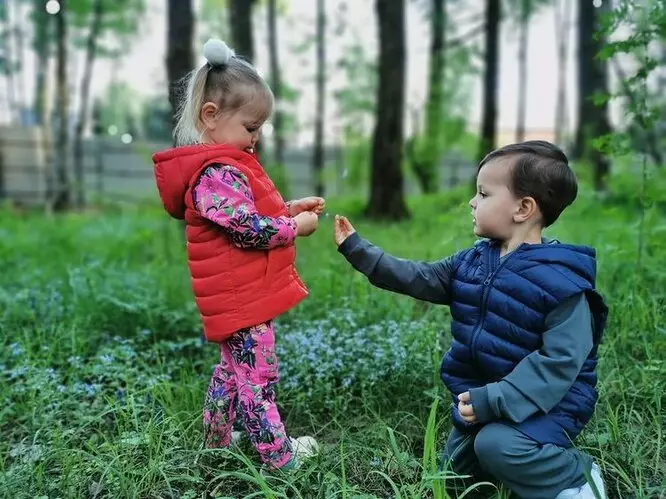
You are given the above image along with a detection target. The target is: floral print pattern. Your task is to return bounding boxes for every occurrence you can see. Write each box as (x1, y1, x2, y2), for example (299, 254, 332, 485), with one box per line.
(203, 321, 293, 469)
(192, 165, 297, 250)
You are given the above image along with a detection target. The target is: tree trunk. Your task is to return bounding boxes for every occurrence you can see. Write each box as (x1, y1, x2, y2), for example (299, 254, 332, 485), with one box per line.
(229, 0, 260, 155)
(417, 0, 446, 194)
(229, 0, 255, 62)
(73, 0, 104, 208)
(365, 0, 409, 220)
(515, 0, 529, 143)
(554, 0, 570, 146)
(312, 0, 326, 197)
(477, 0, 500, 163)
(267, 0, 285, 169)
(33, 0, 50, 126)
(14, 1, 28, 123)
(4, 0, 17, 122)
(52, 0, 70, 211)
(575, 0, 611, 191)
(166, 0, 194, 140)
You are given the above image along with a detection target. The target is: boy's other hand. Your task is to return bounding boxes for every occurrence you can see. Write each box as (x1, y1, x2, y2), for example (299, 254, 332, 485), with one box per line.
(458, 391, 477, 424)
(334, 215, 356, 246)
(289, 197, 325, 216)
(295, 211, 319, 237)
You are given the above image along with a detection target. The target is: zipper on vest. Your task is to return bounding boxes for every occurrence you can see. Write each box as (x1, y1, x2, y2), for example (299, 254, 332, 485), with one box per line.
(469, 247, 519, 362)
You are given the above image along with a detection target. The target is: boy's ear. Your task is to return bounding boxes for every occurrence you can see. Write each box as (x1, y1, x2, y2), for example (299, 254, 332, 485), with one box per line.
(514, 196, 540, 224)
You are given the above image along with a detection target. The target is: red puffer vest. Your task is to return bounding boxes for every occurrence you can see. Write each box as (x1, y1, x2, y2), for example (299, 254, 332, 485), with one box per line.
(152, 144, 308, 342)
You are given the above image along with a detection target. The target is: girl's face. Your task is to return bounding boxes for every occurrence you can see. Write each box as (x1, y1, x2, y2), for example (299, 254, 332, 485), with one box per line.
(201, 104, 266, 153)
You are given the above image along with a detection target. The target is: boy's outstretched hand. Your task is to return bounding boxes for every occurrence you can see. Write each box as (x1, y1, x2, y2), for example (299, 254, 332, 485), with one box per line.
(457, 392, 477, 424)
(289, 197, 325, 216)
(334, 215, 356, 246)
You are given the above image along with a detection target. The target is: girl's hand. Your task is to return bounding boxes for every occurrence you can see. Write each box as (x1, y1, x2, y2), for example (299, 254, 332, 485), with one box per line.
(334, 215, 356, 246)
(457, 392, 477, 424)
(289, 197, 325, 216)
(294, 211, 319, 237)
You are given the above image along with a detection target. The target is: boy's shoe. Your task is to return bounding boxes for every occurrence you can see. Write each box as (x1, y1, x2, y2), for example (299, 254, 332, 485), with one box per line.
(555, 463, 606, 499)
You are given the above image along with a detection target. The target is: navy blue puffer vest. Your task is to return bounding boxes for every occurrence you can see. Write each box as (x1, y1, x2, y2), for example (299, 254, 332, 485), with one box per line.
(441, 239, 608, 447)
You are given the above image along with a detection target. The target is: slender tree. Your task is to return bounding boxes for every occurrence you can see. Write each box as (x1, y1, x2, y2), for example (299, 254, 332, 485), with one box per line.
(553, 0, 571, 145)
(73, 0, 104, 207)
(267, 0, 285, 168)
(166, 0, 194, 138)
(575, 0, 612, 191)
(312, 0, 326, 197)
(477, 0, 500, 163)
(366, 0, 409, 220)
(52, 0, 70, 211)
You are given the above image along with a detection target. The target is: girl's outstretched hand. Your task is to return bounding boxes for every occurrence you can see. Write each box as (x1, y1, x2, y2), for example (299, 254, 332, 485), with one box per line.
(294, 211, 319, 237)
(334, 215, 356, 246)
(289, 197, 325, 216)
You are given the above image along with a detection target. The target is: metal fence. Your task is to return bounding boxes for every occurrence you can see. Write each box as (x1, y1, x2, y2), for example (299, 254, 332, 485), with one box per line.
(0, 126, 476, 209)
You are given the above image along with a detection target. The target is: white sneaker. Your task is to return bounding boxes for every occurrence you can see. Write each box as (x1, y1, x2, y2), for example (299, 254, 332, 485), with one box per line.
(555, 463, 606, 499)
(287, 436, 319, 469)
(231, 431, 243, 446)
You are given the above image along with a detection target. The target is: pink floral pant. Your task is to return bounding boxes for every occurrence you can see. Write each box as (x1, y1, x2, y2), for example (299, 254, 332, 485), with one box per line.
(202, 321, 293, 468)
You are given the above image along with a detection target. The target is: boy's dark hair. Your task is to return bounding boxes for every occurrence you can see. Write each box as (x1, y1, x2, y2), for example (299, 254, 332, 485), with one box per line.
(478, 140, 577, 227)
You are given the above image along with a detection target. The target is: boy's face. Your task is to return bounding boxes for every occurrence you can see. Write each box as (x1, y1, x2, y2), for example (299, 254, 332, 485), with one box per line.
(469, 158, 522, 240)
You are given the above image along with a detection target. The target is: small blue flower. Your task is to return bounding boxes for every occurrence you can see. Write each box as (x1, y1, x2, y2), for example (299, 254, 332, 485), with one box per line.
(67, 356, 83, 367)
(99, 354, 114, 364)
(9, 366, 29, 379)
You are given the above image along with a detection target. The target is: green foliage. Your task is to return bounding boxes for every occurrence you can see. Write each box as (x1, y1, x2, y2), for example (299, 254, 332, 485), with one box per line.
(503, 0, 552, 26)
(96, 82, 144, 138)
(23, 0, 145, 64)
(334, 43, 377, 135)
(406, 1, 480, 192)
(407, 43, 478, 191)
(0, 172, 665, 497)
(0, 0, 20, 76)
(333, 42, 377, 193)
(68, 0, 145, 57)
(198, 0, 229, 43)
(596, 0, 666, 161)
(140, 94, 172, 142)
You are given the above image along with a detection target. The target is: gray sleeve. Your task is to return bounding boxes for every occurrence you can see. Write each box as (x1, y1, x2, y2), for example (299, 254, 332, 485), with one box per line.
(469, 292, 594, 424)
(337, 232, 454, 305)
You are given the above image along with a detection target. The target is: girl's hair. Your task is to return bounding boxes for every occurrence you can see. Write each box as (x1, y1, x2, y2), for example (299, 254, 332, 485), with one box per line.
(173, 38, 274, 146)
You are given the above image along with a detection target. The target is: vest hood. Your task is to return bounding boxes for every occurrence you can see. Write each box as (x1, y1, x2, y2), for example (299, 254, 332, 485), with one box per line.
(515, 241, 598, 287)
(152, 144, 258, 220)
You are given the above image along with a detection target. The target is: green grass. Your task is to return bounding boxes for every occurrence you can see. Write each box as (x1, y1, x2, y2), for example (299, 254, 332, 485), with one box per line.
(1, 179, 665, 498)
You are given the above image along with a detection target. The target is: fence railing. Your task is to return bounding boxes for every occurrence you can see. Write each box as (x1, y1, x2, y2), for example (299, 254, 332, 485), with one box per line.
(0, 131, 476, 208)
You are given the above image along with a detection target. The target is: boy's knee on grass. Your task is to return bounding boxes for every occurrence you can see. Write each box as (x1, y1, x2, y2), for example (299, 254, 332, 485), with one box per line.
(472, 423, 518, 475)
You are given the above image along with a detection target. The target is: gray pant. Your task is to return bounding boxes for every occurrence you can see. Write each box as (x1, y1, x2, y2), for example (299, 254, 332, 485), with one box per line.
(440, 423, 593, 499)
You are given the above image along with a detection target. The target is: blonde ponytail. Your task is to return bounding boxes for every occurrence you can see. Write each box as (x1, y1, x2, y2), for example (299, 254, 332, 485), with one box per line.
(173, 65, 209, 146)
